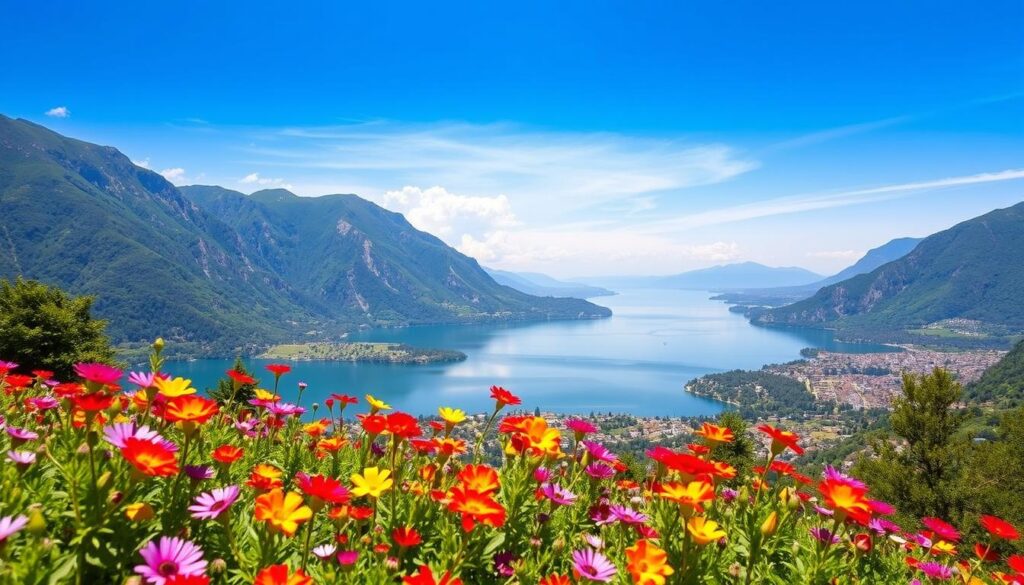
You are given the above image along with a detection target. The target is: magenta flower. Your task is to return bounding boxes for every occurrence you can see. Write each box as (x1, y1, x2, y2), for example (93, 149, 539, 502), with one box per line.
(103, 423, 177, 452)
(533, 467, 552, 483)
(571, 548, 616, 582)
(584, 462, 615, 480)
(0, 360, 18, 373)
(27, 396, 59, 411)
(813, 505, 835, 517)
(6, 427, 38, 442)
(810, 527, 841, 545)
(337, 550, 359, 566)
(822, 465, 866, 489)
(581, 440, 617, 463)
(0, 515, 28, 542)
(188, 486, 240, 520)
(74, 362, 123, 386)
(566, 418, 597, 437)
(267, 402, 305, 417)
(185, 465, 214, 481)
(917, 562, 954, 580)
(540, 483, 577, 506)
(134, 536, 208, 585)
(7, 450, 36, 466)
(721, 488, 738, 503)
(128, 371, 165, 389)
(610, 504, 648, 525)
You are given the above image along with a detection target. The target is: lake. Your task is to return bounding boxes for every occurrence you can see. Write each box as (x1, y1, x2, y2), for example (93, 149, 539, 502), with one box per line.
(166, 289, 892, 417)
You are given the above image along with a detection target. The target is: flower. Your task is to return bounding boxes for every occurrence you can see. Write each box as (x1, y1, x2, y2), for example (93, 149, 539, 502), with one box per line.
(658, 480, 715, 513)
(819, 478, 871, 523)
(610, 505, 648, 525)
(916, 561, 954, 580)
(164, 395, 219, 424)
(129, 371, 164, 389)
(540, 483, 578, 506)
(393, 526, 422, 547)
(0, 515, 27, 542)
(448, 486, 506, 530)
(296, 472, 350, 508)
(457, 464, 500, 494)
(103, 422, 174, 451)
(402, 565, 463, 585)
(253, 564, 313, 585)
(74, 362, 123, 386)
(254, 489, 313, 537)
(226, 369, 256, 386)
(695, 422, 734, 443)
(385, 412, 422, 439)
(566, 418, 597, 437)
(211, 444, 243, 464)
(311, 543, 336, 559)
(921, 517, 960, 542)
(438, 407, 466, 426)
(153, 377, 197, 398)
(571, 548, 617, 582)
(625, 540, 674, 585)
(248, 464, 284, 490)
(365, 394, 391, 413)
(687, 516, 727, 545)
(7, 450, 36, 466)
(125, 502, 155, 522)
(810, 527, 841, 545)
(265, 364, 292, 377)
(122, 437, 180, 477)
(350, 467, 393, 498)
(134, 536, 208, 585)
(189, 486, 240, 520)
(980, 515, 1019, 541)
(539, 576, 571, 585)
(756, 424, 804, 455)
(71, 391, 115, 412)
(490, 385, 521, 408)
(585, 462, 616, 480)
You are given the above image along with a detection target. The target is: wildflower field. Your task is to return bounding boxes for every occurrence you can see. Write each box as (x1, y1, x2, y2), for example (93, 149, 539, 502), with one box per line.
(0, 342, 1021, 584)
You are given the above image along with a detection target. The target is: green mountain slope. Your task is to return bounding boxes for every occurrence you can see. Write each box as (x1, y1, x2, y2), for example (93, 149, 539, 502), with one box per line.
(0, 116, 609, 353)
(756, 202, 1024, 343)
(967, 340, 1024, 407)
(817, 237, 922, 287)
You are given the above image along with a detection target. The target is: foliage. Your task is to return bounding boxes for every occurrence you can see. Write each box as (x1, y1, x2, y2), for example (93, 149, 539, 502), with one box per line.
(1, 346, 1022, 584)
(208, 356, 260, 405)
(967, 340, 1024, 407)
(687, 369, 834, 419)
(0, 278, 115, 378)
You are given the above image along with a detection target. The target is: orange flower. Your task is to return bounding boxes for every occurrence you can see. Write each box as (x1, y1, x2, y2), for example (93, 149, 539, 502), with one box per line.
(508, 416, 561, 457)
(121, 437, 179, 477)
(302, 419, 330, 438)
(819, 478, 871, 523)
(254, 488, 313, 537)
(538, 576, 571, 585)
(657, 480, 715, 514)
(447, 486, 506, 531)
(489, 385, 521, 408)
(403, 565, 463, 585)
(695, 422, 734, 444)
(211, 444, 243, 465)
(457, 464, 500, 495)
(625, 540, 674, 585)
(757, 424, 804, 456)
(164, 395, 219, 424)
(254, 564, 312, 585)
(248, 464, 284, 490)
(317, 436, 347, 454)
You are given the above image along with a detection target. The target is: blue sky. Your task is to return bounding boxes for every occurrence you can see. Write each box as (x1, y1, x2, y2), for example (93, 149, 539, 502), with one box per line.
(3, 1, 1023, 276)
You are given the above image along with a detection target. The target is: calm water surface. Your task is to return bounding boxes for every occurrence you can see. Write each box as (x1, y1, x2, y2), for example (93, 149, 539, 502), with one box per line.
(167, 289, 891, 416)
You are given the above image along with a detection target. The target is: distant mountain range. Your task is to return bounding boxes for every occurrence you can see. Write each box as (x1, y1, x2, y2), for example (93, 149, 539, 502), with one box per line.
(584, 262, 823, 291)
(484, 268, 615, 299)
(712, 237, 923, 306)
(756, 201, 1024, 345)
(0, 115, 609, 353)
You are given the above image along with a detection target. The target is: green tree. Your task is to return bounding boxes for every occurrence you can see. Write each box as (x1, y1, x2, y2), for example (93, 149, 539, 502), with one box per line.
(0, 278, 115, 378)
(709, 411, 756, 487)
(208, 356, 259, 405)
(854, 368, 965, 523)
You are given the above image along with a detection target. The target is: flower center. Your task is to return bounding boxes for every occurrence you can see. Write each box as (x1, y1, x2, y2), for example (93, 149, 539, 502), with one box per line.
(158, 561, 178, 576)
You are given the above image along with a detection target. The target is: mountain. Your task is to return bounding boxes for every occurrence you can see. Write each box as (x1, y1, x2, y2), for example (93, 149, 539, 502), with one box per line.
(0, 115, 609, 353)
(967, 340, 1024, 407)
(756, 202, 1024, 342)
(583, 262, 823, 291)
(711, 237, 923, 306)
(484, 268, 615, 298)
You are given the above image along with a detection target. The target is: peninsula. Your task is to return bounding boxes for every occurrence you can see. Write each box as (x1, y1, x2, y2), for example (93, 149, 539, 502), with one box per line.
(259, 342, 467, 364)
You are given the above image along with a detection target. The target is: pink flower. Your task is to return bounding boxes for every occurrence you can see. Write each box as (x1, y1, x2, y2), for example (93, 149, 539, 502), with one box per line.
(6, 427, 38, 442)
(128, 371, 166, 389)
(267, 402, 304, 417)
(581, 440, 617, 463)
(921, 517, 960, 542)
(0, 361, 18, 374)
(188, 486, 240, 520)
(584, 462, 615, 480)
(0, 515, 28, 542)
(7, 451, 36, 466)
(917, 562, 954, 580)
(134, 536, 208, 585)
(540, 483, 577, 506)
(74, 362, 123, 386)
(336, 550, 359, 566)
(584, 534, 604, 549)
(571, 548, 616, 582)
(103, 423, 177, 452)
(609, 504, 648, 525)
(27, 396, 59, 411)
(533, 467, 552, 483)
(822, 465, 867, 489)
(566, 418, 598, 437)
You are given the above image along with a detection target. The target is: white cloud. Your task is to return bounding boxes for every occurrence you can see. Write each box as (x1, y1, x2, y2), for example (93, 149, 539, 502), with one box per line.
(383, 186, 517, 240)
(132, 158, 151, 169)
(159, 168, 187, 185)
(239, 172, 292, 189)
(45, 106, 70, 118)
(806, 250, 862, 260)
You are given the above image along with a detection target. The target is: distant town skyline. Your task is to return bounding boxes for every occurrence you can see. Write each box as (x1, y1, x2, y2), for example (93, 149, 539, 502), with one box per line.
(4, 1, 1022, 277)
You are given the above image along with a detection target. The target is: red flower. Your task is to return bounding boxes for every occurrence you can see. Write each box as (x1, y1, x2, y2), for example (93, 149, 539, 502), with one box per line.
(385, 412, 422, 439)
(3, 375, 34, 389)
(974, 542, 999, 562)
(296, 472, 350, 507)
(226, 369, 256, 385)
(359, 414, 388, 436)
(393, 526, 422, 547)
(330, 393, 359, 405)
(165, 576, 211, 585)
(212, 444, 244, 465)
(756, 424, 804, 456)
(980, 515, 1019, 541)
(1008, 554, 1024, 573)
(121, 437, 179, 477)
(853, 533, 872, 553)
(921, 517, 960, 542)
(490, 385, 521, 408)
(254, 564, 312, 585)
(71, 392, 116, 412)
(403, 565, 463, 585)
(265, 364, 292, 377)
(31, 369, 54, 379)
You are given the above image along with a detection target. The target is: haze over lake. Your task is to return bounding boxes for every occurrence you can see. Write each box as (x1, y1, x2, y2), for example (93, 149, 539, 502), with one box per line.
(168, 289, 892, 416)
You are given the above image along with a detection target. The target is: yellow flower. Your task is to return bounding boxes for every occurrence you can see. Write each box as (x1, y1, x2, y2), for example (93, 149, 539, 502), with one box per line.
(365, 394, 391, 413)
(760, 511, 778, 536)
(125, 502, 155, 522)
(687, 516, 727, 545)
(154, 376, 197, 398)
(351, 466, 393, 498)
(253, 388, 280, 402)
(438, 407, 467, 426)
(254, 488, 312, 537)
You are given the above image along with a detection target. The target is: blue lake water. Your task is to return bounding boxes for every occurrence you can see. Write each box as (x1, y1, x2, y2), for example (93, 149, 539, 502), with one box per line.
(165, 289, 892, 417)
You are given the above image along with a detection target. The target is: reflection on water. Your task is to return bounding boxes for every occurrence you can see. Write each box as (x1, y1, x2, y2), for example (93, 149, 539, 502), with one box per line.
(168, 289, 892, 416)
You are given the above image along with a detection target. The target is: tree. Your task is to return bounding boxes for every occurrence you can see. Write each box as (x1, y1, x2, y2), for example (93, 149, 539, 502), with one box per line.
(709, 411, 756, 487)
(208, 356, 259, 405)
(854, 368, 966, 523)
(0, 278, 115, 378)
